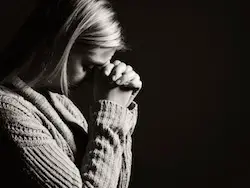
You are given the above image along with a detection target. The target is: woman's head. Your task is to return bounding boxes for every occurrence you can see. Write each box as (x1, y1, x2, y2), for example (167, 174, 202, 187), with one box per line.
(1, 0, 125, 95)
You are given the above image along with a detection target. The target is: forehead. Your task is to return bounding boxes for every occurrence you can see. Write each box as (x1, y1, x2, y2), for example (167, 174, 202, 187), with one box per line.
(88, 47, 116, 65)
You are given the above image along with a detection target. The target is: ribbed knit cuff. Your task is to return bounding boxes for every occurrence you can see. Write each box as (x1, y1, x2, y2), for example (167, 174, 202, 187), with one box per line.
(90, 100, 137, 138)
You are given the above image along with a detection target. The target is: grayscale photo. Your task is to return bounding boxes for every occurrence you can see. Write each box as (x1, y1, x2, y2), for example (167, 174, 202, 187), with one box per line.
(0, 0, 242, 187)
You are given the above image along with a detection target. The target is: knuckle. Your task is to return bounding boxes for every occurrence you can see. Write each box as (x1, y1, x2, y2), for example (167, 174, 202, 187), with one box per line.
(127, 65, 132, 69)
(116, 63, 127, 73)
(126, 65, 133, 71)
(113, 60, 121, 65)
(135, 74, 140, 80)
(119, 62, 127, 68)
(130, 69, 137, 76)
(130, 71, 137, 78)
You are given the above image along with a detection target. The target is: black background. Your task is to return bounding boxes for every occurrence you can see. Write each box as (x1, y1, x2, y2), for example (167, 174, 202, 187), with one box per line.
(0, 0, 243, 187)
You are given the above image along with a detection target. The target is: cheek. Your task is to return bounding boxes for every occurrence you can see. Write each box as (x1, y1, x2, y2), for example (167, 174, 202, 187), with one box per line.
(67, 51, 97, 84)
(68, 62, 87, 83)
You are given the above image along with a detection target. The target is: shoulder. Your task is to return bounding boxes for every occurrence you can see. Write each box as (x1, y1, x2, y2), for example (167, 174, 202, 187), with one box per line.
(0, 85, 45, 136)
(0, 85, 53, 146)
(0, 85, 35, 118)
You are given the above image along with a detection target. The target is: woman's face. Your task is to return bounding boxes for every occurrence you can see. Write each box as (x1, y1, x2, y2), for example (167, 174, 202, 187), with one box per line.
(68, 46, 116, 86)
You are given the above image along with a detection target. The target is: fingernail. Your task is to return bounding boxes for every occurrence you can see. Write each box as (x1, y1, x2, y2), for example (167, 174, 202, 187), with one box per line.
(112, 75, 116, 80)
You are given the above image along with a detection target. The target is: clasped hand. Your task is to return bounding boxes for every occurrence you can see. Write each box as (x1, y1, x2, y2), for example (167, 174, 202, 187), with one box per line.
(93, 60, 142, 107)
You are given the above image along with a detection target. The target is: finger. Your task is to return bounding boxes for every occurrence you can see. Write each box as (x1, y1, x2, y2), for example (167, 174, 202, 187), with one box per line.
(110, 62, 127, 81)
(115, 70, 137, 85)
(125, 75, 142, 89)
(113, 60, 121, 66)
(124, 65, 133, 73)
(111, 61, 133, 75)
(102, 63, 115, 76)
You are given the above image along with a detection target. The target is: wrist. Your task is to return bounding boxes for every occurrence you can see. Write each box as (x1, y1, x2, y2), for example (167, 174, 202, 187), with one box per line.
(90, 100, 135, 136)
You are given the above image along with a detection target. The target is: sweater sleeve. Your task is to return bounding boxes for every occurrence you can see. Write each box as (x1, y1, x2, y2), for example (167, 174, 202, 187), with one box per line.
(0, 99, 137, 188)
(117, 102, 138, 188)
(83, 100, 137, 188)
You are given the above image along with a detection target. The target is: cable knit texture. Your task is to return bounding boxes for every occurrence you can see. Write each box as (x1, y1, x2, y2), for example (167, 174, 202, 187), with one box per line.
(0, 77, 138, 188)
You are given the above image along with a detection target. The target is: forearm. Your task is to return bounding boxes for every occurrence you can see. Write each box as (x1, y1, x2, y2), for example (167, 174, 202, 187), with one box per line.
(80, 125, 124, 188)
(117, 101, 138, 188)
(80, 100, 136, 188)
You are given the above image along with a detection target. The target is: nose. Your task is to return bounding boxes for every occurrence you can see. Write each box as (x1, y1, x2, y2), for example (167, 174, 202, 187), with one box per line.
(96, 60, 111, 70)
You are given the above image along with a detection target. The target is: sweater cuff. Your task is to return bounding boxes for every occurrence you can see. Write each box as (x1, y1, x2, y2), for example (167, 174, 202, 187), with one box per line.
(90, 100, 137, 137)
(127, 101, 138, 135)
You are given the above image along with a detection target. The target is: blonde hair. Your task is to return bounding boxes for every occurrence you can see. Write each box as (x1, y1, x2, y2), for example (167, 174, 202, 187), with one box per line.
(1, 0, 125, 96)
(51, 0, 125, 96)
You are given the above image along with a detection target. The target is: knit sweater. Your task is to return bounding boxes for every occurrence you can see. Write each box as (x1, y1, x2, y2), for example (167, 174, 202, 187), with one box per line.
(0, 77, 138, 188)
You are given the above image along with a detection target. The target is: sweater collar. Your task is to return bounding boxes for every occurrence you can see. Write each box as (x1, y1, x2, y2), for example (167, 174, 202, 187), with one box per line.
(9, 76, 88, 135)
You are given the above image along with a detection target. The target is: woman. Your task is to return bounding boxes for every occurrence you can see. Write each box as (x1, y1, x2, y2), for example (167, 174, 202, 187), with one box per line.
(0, 0, 142, 188)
